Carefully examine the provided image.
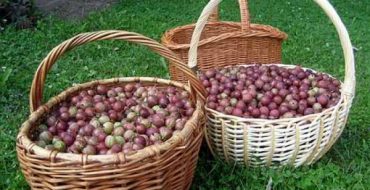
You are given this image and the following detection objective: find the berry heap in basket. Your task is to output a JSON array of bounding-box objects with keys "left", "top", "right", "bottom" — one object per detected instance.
[
  {"left": 32, "top": 84, "right": 194, "bottom": 155},
  {"left": 200, "top": 65, "right": 341, "bottom": 119}
]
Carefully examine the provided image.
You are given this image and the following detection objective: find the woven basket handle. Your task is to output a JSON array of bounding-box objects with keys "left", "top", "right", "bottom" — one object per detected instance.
[
  {"left": 30, "top": 30, "right": 207, "bottom": 112},
  {"left": 208, "top": 0, "right": 250, "bottom": 32},
  {"left": 189, "top": 0, "right": 355, "bottom": 97}
]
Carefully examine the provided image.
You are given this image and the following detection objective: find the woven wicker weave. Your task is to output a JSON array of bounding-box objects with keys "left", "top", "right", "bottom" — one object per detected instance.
[
  {"left": 16, "top": 30, "right": 207, "bottom": 189},
  {"left": 188, "top": 0, "right": 355, "bottom": 167},
  {"left": 162, "top": 0, "right": 288, "bottom": 83}
]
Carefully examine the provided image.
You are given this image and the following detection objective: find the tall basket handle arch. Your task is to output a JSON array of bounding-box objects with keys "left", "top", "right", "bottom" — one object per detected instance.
[
  {"left": 189, "top": 0, "right": 355, "bottom": 98},
  {"left": 208, "top": 0, "right": 250, "bottom": 32}
]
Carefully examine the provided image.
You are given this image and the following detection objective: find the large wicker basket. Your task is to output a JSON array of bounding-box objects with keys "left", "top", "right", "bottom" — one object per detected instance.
[
  {"left": 16, "top": 30, "right": 207, "bottom": 189},
  {"left": 188, "top": 0, "right": 355, "bottom": 167},
  {"left": 162, "top": 0, "right": 288, "bottom": 83}
]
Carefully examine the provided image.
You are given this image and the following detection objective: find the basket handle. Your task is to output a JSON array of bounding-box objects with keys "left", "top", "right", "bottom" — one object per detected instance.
[
  {"left": 30, "top": 30, "right": 207, "bottom": 112},
  {"left": 208, "top": 5, "right": 219, "bottom": 22},
  {"left": 314, "top": 0, "right": 355, "bottom": 97},
  {"left": 208, "top": 0, "right": 250, "bottom": 32},
  {"left": 189, "top": 0, "right": 355, "bottom": 97}
]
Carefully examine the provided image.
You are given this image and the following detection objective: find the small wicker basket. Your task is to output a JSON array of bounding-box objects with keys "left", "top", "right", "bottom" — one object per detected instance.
[
  {"left": 16, "top": 30, "right": 207, "bottom": 189},
  {"left": 162, "top": 0, "right": 288, "bottom": 83},
  {"left": 188, "top": 0, "right": 355, "bottom": 167}
]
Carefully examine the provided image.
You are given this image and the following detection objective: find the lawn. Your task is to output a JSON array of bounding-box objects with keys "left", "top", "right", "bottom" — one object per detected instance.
[{"left": 1, "top": 0, "right": 369, "bottom": 189}]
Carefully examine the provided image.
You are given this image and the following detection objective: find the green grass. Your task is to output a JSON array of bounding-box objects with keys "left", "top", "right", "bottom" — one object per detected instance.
[{"left": 1, "top": 0, "right": 369, "bottom": 189}]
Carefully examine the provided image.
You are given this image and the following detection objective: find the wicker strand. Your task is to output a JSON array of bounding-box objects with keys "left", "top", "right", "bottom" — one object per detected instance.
[
  {"left": 289, "top": 124, "right": 300, "bottom": 165},
  {"left": 221, "top": 119, "right": 230, "bottom": 163},
  {"left": 243, "top": 124, "right": 249, "bottom": 165},
  {"left": 266, "top": 126, "right": 275, "bottom": 166},
  {"left": 238, "top": 0, "right": 250, "bottom": 32}
]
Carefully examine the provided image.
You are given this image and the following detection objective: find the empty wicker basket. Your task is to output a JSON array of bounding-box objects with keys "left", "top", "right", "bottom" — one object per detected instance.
[
  {"left": 188, "top": 0, "right": 355, "bottom": 167},
  {"left": 16, "top": 30, "right": 207, "bottom": 189},
  {"left": 162, "top": 0, "right": 287, "bottom": 83}
]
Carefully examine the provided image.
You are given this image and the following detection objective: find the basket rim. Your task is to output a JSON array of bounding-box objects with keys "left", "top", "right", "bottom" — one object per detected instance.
[
  {"left": 17, "top": 77, "right": 204, "bottom": 165},
  {"left": 204, "top": 63, "right": 350, "bottom": 124},
  {"left": 161, "top": 21, "right": 288, "bottom": 50}
]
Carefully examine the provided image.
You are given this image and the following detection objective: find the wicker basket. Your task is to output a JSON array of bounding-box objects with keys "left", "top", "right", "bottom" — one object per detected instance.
[
  {"left": 16, "top": 30, "right": 207, "bottom": 189},
  {"left": 188, "top": 0, "right": 355, "bottom": 167},
  {"left": 162, "top": 0, "right": 288, "bottom": 83}
]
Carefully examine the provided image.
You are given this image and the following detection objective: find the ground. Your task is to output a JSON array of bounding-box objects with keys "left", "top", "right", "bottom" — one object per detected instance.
[
  {"left": 0, "top": 0, "right": 369, "bottom": 189},
  {"left": 35, "top": 0, "right": 117, "bottom": 20}
]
